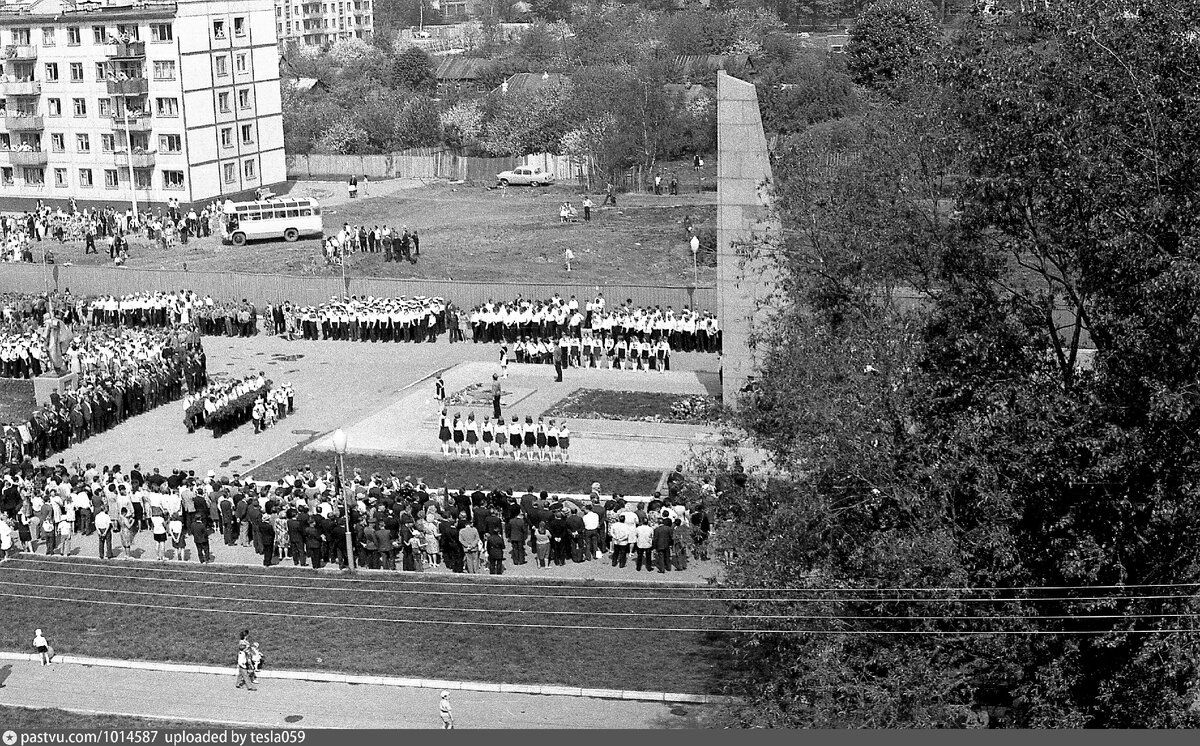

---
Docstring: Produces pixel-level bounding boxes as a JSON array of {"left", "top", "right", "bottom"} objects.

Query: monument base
[{"left": 34, "top": 371, "right": 79, "bottom": 407}]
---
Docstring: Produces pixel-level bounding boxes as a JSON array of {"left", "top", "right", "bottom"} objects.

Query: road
[{"left": 0, "top": 660, "right": 706, "bottom": 729}]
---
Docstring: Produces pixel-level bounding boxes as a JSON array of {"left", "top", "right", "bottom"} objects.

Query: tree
[
  {"left": 395, "top": 95, "right": 443, "bottom": 149},
  {"left": 845, "top": 0, "right": 940, "bottom": 91},
  {"left": 478, "top": 80, "right": 574, "bottom": 155},
  {"left": 391, "top": 46, "right": 436, "bottom": 92}
]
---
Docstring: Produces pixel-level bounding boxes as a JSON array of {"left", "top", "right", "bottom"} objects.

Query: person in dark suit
[
  {"left": 190, "top": 515, "right": 211, "bottom": 563},
  {"left": 506, "top": 512, "right": 528, "bottom": 565},
  {"left": 652, "top": 519, "right": 674, "bottom": 573},
  {"left": 485, "top": 530, "right": 505, "bottom": 574},
  {"left": 258, "top": 514, "right": 275, "bottom": 567},
  {"left": 304, "top": 522, "right": 323, "bottom": 569},
  {"left": 287, "top": 510, "right": 306, "bottom": 566}
]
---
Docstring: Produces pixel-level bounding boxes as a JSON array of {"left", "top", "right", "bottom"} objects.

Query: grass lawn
[
  {"left": 0, "top": 556, "right": 733, "bottom": 695},
  {"left": 0, "top": 379, "right": 36, "bottom": 423},
  {"left": 251, "top": 445, "right": 663, "bottom": 495},
  {"left": 0, "top": 705, "right": 229, "bottom": 730},
  {"left": 547, "top": 389, "right": 721, "bottom": 425},
  {"left": 57, "top": 182, "right": 717, "bottom": 288}
]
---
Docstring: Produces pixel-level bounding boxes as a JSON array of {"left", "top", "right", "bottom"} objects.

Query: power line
[
  {"left": 0, "top": 589, "right": 1194, "bottom": 635},
  {"left": 4, "top": 561, "right": 1195, "bottom": 609},
  {"left": 5, "top": 560, "right": 1194, "bottom": 605}
]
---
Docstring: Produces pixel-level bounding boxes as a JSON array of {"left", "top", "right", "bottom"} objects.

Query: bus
[{"left": 221, "top": 196, "right": 323, "bottom": 246}]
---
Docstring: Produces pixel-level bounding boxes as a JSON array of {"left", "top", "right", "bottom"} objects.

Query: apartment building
[
  {"left": 276, "top": 0, "right": 372, "bottom": 49},
  {"left": 0, "top": 0, "right": 286, "bottom": 206}
]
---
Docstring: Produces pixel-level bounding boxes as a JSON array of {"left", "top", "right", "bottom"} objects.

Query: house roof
[
  {"left": 434, "top": 57, "right": 492, "bottom": 81},
  {"left": 292, "top": 77, "right": 327, "bottom": 93},
  {"left": 492, "top": 72, "right": 571, "bottom": 97}
]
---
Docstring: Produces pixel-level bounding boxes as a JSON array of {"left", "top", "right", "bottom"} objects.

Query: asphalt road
[{"left": 0, "top": 660, "right": 706, "bottom": 729}]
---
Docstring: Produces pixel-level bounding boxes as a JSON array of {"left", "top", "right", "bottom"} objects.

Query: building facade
[
  {"left": 0, "top": 0, "right": 286, "bottom": 206},
  {"left": 275, "top": 0, "right": 372, "bottom": 49}
]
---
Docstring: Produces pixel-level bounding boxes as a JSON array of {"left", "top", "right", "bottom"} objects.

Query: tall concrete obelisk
[{"left": 716, "top": 71, "right": 780, "bottom": 410}]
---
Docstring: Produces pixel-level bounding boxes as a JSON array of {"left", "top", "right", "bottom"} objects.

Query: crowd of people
[
  {"left": 507, "top": 332, "right": 675, "bottom": 371},
  {"left": 183, "top": 373, "right": 293, "bottom": 437},
  {"left": 464, "top": 295, "right": 721, "bottom": 353},
  {"left": 322, "top": 223, "right": 421, "bottom": 265},
  {"left": 280, "top": 296, "right": 449, "bottom": 343},
  {"left": 0, "top": 460, "right": 735, "bottom": 576},
  {"left": 438, "top": 411, "right": 571, "bottom": 462}
]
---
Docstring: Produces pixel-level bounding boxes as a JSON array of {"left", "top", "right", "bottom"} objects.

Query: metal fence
[{"left": 0, "top": 264, "right": 717, "bottom": 310}]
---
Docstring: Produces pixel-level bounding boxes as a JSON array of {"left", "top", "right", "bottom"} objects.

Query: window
[
  {"left": 69, "top": 63, "right": 83, "bottom": 82},
  {"left": 101, "top": 134, "right": 114, "bottom": 152},
  {"left": 237, "top": 88, "right": 251, "bottom": 109},
  {"left": 23, "top": 168, "right": 44, "bottom": 185},
  {"left": 44, "top": 63, "right": 59, "bottom": 82},
  {"left": 151, "top": 23, "right": 173, "bottom": 42},
  {"left": 115, "top": 24, "right": 139, "bottom": 41},
  {"left": 79, "top": 169, "right": 93, "bottom": 188},
  {"left": 220, "top": 127, "right": 233, "bottom": 148},
  {"left": 98, "top": 99, "right": 110, "bottom": 118},
  {"left": 92, "top": 25, "right": 106, "bottom": 44},
  {"left": 104, "top": 169, "right": 118, "bottom": 189},
  {"left": 54, "top": 168, "right": 67, "bottom": 187},
  {"left": 215, "top": 55, "right": 229, "bottom": 77},
  {"left": 72, "top": 98, "right": 86, "bottom": 117},
  {"left": 217, "top": 92, "right": 230, "bottom": 112},
  {"left": 50, "top": 133, "right": 64, "bottom": 152},
  {"left": 76, "top": 133, "right": 89, "bottom": 152},
  {"left": 243, "top": 158, "right": 256, "bottom": 180},
  {"left": 153, "top": 60, "right": 176, "bottom": 80},
  {"left": 163, "top": 170, "right": 184, "bottom": 190},
  {"left": 223, "top": 162, "right": 236, "bottom": 183},
  {"left": 159, "top": 134, "right": 182, "bottom": 153},
  {"left": 12, "top": 29, "right": 30, "bottom": 46},
  {"left": 235, "top": 53, "right": 247, "bottom": 73},
  {"left": 134, "top": 169, "right": 152, "bottom": 189},
  {"left": 213, "top": 20, "right": 226, "bottom": 39},
  {"left": 234, "top": 17, "right": 246, "bottom": 36},
  {"left": 240, "top": 123, "right": 253, "bottom": 144},
  {"left": 47, "top": 99, "right": 61, "bottom": 117},
  {"left": 95, "top": 62, "right": 107, "bottom": 81},
  {"left": 42, "top": 27, "right": 55, "bottom": 46},
  {"left": 67, "top": 27, "right": 81, "bottom": 46},
  {"left": 155, "top": 97, "right": 179, "bottom": 117},
  {"left": 1, "top": 168, "right": 12, "bottom": 186}
]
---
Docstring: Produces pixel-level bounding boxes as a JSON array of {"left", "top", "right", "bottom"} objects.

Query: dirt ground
[{"left": 60, "top": 180, "right": 718, "bottom": 287}]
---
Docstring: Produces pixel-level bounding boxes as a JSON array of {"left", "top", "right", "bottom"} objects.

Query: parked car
[{"left": 496, "top": 166, "right": 556, "bottom": 187}]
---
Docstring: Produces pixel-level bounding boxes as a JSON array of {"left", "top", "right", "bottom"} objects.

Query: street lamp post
[
  {"left": 690, "top": 234, "right": 700, "bottom": 287},
  {"left": 332, "top": 428, "right": 355, "bottom": 573}
]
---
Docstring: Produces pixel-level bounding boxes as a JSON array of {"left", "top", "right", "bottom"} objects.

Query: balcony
[
  {"left": 114, "top": 150, "right": 156, "bottom": 168},
  {"left": 3, "top": 150, "right": 49, "bottom": 166},
  {"left": 4, "top": 45, "right": 37, "bottom": 61},
  {"left": 4, "top": 115, "right": 44, "bottom": 131},
  {"left": 111, "top": 113, "right": 152, "bottom": 131},
  {"left": 103, "top": 41, "right": 146, "bottom": 59},
  {"left": 106, "top": 77, "right": 148, "bottom": 96},
  {"left": 0, "top": 80, "right": 41, "bottom": 96}
]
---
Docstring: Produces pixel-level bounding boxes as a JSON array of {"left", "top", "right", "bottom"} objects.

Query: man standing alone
[
  {"left": 552, "top": 341, "right": 564, "bottom": 383},
  {"left": 491, "top": 374, "right": 502, "bottom": 420}
]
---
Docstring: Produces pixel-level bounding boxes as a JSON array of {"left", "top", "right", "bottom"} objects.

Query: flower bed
[{"left": 546, "top": 389, "right": 721, "bottom": 425}]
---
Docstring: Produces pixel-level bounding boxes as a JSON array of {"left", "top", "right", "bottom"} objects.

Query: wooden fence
[
  {"left": 0, "top": 264, "right": 717, "bottom": 310},
  {"left": 286, "top": 149, "right": 588, "bottom": 185}
]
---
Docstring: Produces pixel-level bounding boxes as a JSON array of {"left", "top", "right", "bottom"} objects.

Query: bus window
[
  {"left": 287, "top": 209, "right": 299, "bottom": 218},
  {"left": 300, "top": 209, "right": 311, "bottom": 216},
  {"left": 312, "top": 207, "right": 321, "bottom": 216}
]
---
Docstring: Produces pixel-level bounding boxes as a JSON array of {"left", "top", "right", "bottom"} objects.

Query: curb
[{"left": 0, "top": 651, "right": 736, "bottom": 705}]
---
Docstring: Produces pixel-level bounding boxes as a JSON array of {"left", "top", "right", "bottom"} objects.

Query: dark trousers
[
  {"left": 655, "top": 547, "right": 672, "bottom": 572},
  {"left": 291, "top": 541, "right": 306, "bottom": 565},
  {"left": 488, "top": 557, "right": 504, "bottom": 575},
  {"left": 224, "top": 520, "right": 237, "bottom": 545},
  {"left": 308, "top": 546, "right": 322, "bottom": 569},
  {"left": 635, "top": 547, "right": 652, "bottom": 571},
  {"left": 98, "top": 531, "right": 113, "bottom": 558},
  {"left": 493, "top": 396, "right": 501, "bottom": 420},
  {"left": 195, "top": 541, "right": 211, "bottom": 563},
  {"left": 510, "top": 540, "right": 525, "bottom": 564},
  {"left": 554, "top": 360, "right": 562, "bottom": 382},
  {"left": 611, "top": 544, "right": 629, "bottom": 568}
]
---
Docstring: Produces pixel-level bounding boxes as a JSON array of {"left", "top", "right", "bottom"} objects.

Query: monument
[
  {"left": 33, "top": 313, "right": 78, "bottom": 407},
  {"left": 716, "top": 71, "right": 781, "bottom": 410}
]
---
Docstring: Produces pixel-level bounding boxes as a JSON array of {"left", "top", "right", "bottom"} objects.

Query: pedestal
[{"left": 34, "top": 371, "right": 79, "bottom": 407}]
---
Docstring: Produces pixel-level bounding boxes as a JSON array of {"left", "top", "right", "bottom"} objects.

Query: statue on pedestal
[{"left": 41, "top": 312, "right": 75, "bottom": 376}]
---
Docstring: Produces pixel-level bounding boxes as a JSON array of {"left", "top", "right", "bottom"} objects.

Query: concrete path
[{"left": 0, "top": 659, "right": 704, "bottom": 729}]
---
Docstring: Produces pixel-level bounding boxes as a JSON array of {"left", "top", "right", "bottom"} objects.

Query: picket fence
[{"left": 286, "top": 149, "right": 588, "bottom": 185}]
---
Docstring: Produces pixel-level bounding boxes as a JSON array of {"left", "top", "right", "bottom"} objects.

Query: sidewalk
[{"left": 0, "top": 658, "right": 706, "bottom": 729}]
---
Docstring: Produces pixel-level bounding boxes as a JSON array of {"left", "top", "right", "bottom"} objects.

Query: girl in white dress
[
  {"left": 558, "top": 423, "right": 571, "bottom": 463},
  {"left": 499, "top": 345, "right": 509, "bottom": 379}
]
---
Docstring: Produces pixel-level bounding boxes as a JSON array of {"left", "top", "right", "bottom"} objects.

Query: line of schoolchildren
[
  {"left": 509, "top": 333, "right": 673, "bottom": 371},
  {"left": 438, "top": 411, "right": 571, "bottom": 461}
]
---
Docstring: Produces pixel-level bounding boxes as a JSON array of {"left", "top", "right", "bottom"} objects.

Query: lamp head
[{"left": 332, "top": 428, "right": 348, "bottom": 454}]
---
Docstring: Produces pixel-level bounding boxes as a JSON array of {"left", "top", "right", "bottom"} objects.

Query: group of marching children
[
  {"left": 508, "top": 333, "right": 672, "bottom": 372},
  {"left": 438, "top": 411, "right": 571, "bottom": 462}
]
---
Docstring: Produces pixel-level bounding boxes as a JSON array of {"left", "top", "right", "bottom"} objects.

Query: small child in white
[
  {"left": 33, "top": 628, "right": 51, "bottom": 666},
  {"left": 439, "top": 690, "right": 453, "bottom": 729}
]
